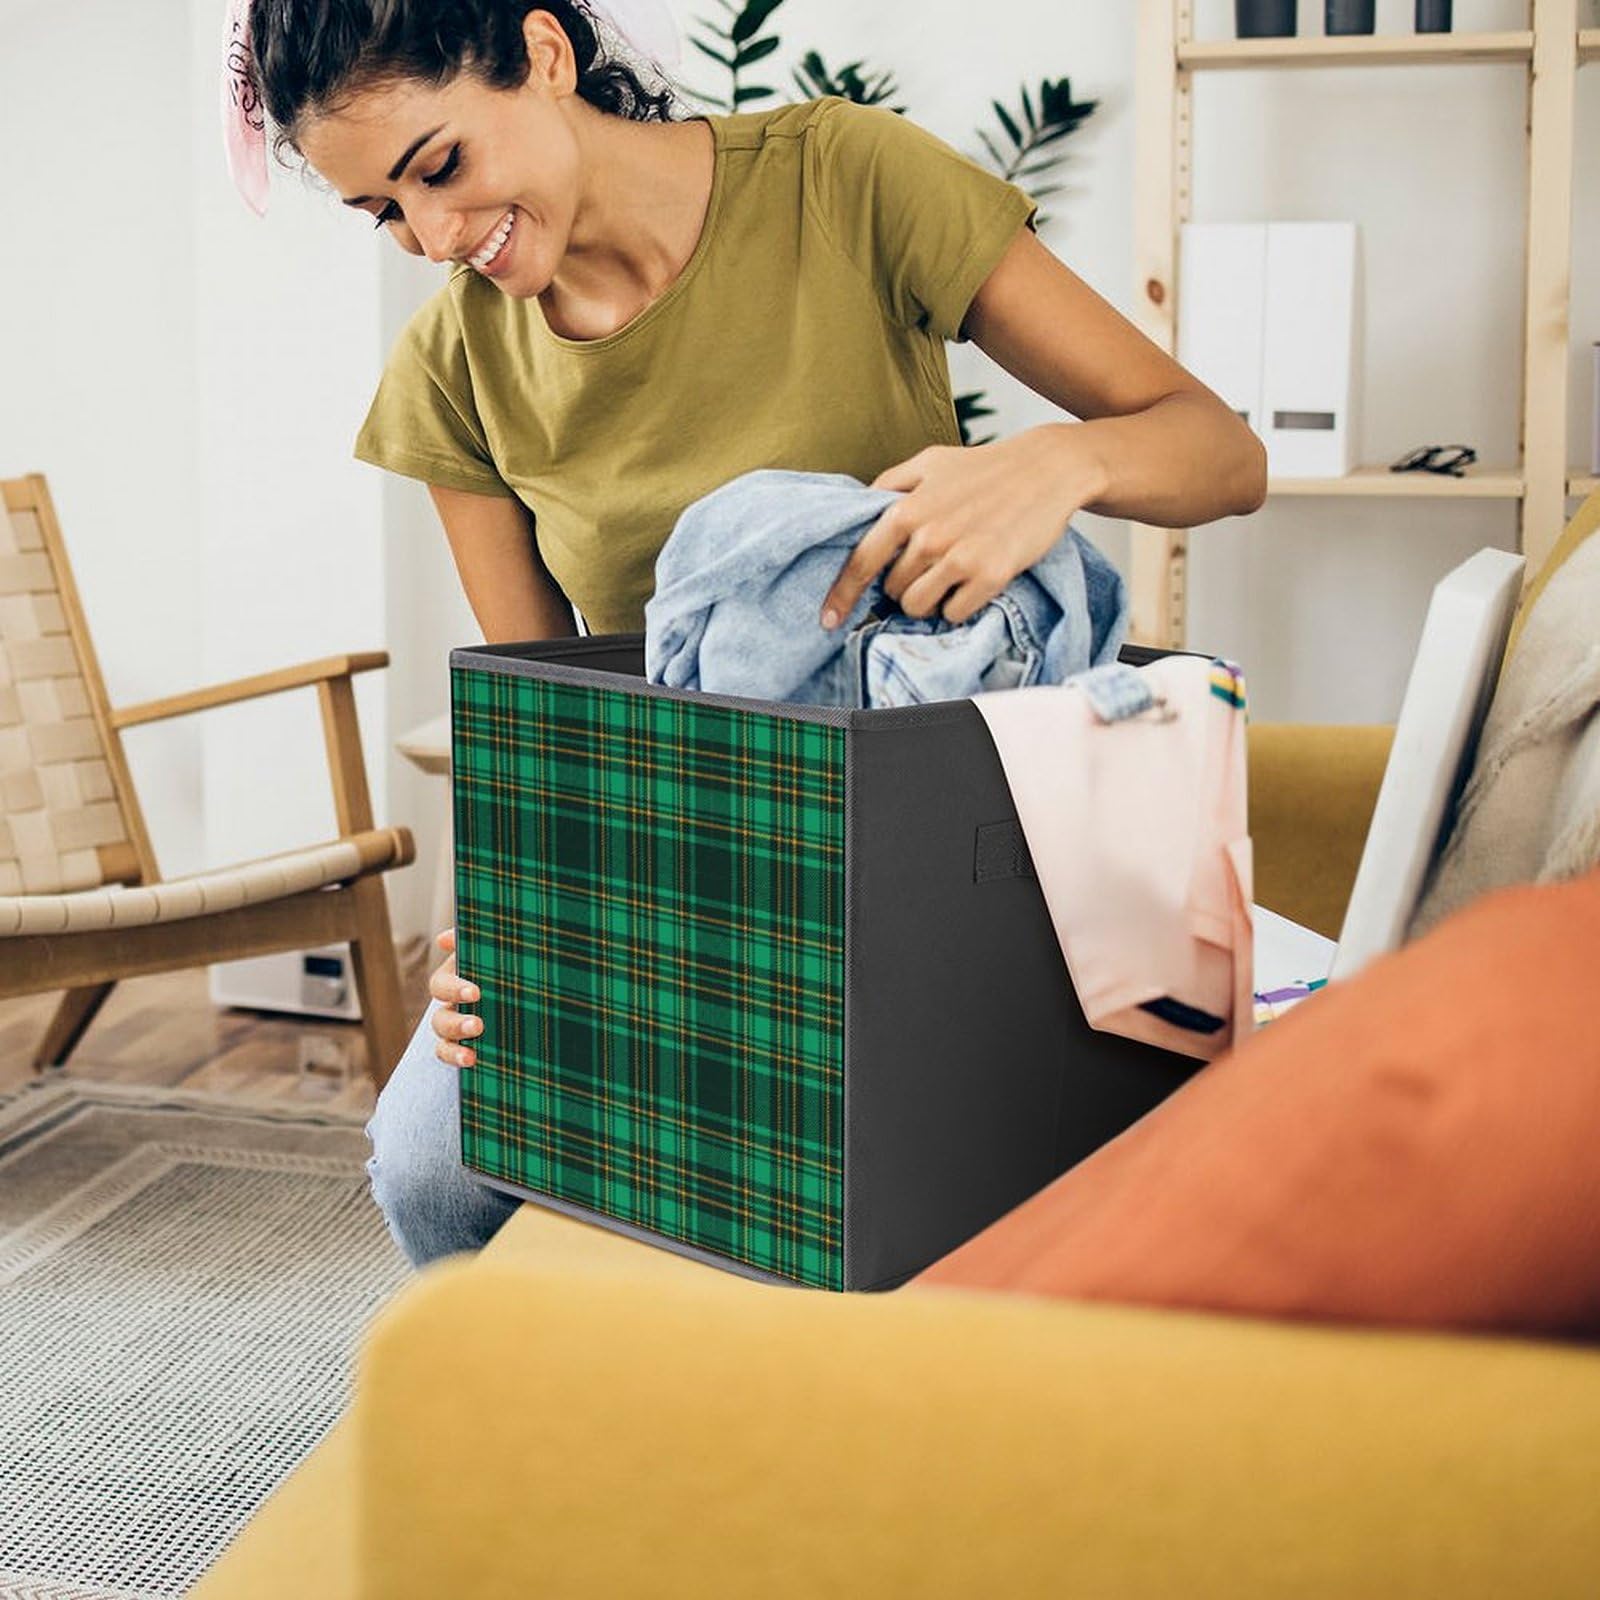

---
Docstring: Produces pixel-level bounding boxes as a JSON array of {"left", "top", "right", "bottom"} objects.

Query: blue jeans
[
  {"left": 363, "top": 999, "right": 521, "bottom": 1268},
  {"left": 831, "top": 588, "right": 1045, "bottom": 707}
]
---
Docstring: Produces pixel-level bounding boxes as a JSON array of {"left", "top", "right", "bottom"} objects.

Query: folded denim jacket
[{"left": 643, "top": 468, "right": 1129, "bottom": 706}]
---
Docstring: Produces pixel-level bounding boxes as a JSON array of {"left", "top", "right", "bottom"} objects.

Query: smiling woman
[
  {"left": 232, "top": 0, "right": 1264, "bottom": 1268},
  {"left": 253, "top": 0, "right": 673, "bottom": 264}
]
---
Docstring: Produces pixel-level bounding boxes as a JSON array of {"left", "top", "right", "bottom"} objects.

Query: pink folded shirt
[{"left": 971, "top": 656, "right": 1254, "bottom": 1059}]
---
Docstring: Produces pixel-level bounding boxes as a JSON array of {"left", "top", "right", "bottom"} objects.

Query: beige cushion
[{"left": 1410, "top": 531, "right": 1600, "bottom": 937}]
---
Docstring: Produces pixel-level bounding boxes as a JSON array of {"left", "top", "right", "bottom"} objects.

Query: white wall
[
  {"left": 1, "top": 0, "right": 432, "bottom": 965},
  {"left": 378, "top": 251, "right": 483, "bottom": 948},
  {"left": 0, "top": 0, "right": 205, "bottom": 876},
  {"left": 4, "top": 0, "right": 1596, "bottom": 971},
  {"left": 188, "top": 0, "right": 406, "bottom": 981}
]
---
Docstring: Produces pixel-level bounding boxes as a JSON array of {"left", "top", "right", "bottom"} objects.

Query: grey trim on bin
[{"left": 476, "top": 1173, "right": 803, "bottom": 1288}]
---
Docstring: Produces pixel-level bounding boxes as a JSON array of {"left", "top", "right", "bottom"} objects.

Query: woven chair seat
[{"left": 0, "top": 827, "right": 411, "bottom": 937}]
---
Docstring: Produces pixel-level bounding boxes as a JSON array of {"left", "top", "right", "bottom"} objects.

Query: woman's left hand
[{"left": 819, "top": 423, "right": 1109, "bottom": 631}]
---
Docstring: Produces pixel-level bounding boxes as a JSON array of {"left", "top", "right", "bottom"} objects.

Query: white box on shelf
[
  {"left": 1261, "top": 222, "right": 1361, "bottom": 478},
  {"left": 1177, "top": 222, "right": 1268, "bottom": 438}
]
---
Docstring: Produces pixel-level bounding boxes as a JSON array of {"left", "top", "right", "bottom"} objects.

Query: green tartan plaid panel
[{"left": 452, "top": 666, "right": 846, "bottom": 1288}]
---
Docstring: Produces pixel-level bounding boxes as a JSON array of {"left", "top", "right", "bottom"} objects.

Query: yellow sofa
[
  {"left": 195, "top": 497, "right": 1600, "bottom": 1597},
  {"left": 199, "top": 1197, "right": 1600, "bottom": 1600},
  {"left": 187, "top": 717, "right": 1600, "bottom": 1600}
]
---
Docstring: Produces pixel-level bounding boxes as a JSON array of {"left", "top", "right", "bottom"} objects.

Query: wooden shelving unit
[
  {"left": 1179, "top": 30, "right": 1534, "bottom": 67},
  {"left": 1129, "top": 0, "right": 1583, "bottom": 649},
  {"left": 1267, "top": 465, "right": 1526, "bottom": 499}
]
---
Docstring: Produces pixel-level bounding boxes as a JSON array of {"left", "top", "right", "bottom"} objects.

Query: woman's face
[{"left": 297, "top": 11, "right": 582, "bottom": 298}]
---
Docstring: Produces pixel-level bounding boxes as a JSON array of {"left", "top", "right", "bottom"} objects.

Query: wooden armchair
[{"left": 0, "top": 472, "right": 415, "bottom": 1086}]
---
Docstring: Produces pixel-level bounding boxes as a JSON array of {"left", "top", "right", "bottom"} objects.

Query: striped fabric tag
[
  {"left": 451, "top": 667, "right": 847, "bottom": 1287},
  {"left": 1210, "top": 659, "right": 1248, "bottom": 711}
]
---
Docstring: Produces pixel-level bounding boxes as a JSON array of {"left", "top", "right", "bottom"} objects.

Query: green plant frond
[
  {"left": 691, "top": 35, "right": 736, "bottom": 69},
  {"left": 1034, "top": 120, "right": 1090, "bottom": 148},
  {"left": 954, "top": 389, "right": 998, "bottom": 446},
  {"left": 735, "top": 83, "right": 777, "bottom": 101},
  {"left": 791, "top": 53, "right": 825, "bottom": 92},
  {"left": 843, "top": 69, "right": 899, "bottom": 104},
  {"left": 735, "top": 34, "right": 781, "bottom": 67},
  {"left": 1020, "top": 84, "right": 1036, "bottom": 131},
  {"left": 991, "top": 99, "right": 1024, "bottom": 148},
  {"left": 730, "top": 0, "right": 788, "bottom": 45},
  {"left": 1040, "top": 78, "right": 1099, "bottom": 122},
  {"left": 976, "top": 129, "right": 1007, "bottom": 168},
  {"left": 790, "top": 47, "right": 901, "bottom": 108}
]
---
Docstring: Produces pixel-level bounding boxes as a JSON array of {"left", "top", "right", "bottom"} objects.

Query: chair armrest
[
  {"left": 1249, "top": 722, "right": 1394, "bottom": 939},
  {"left": 109, "top": 652, "right": 389, "bottom": 730},
  {"left": 112, "top": 653, "right": 389, "bottom": 835},
  {"left": 350, "top": 1253, "right": 1600, "bottom": 1599}
]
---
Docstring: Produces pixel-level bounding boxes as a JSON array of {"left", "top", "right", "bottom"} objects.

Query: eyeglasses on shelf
[{"left": 1389, "top": 444, "right": 1478, "bottom": 478}]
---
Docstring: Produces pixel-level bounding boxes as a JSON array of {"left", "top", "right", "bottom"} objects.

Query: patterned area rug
[{"left": 0, "top": 1077, "right": 412, "bottom": 1599}]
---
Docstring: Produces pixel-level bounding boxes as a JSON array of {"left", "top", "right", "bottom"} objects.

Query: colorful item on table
[{"left": 1253, "top": 977, "right": 1328, "bottom": 1027}]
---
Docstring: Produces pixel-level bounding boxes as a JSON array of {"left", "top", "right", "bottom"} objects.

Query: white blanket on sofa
[{"left": 1410, "top": 531, "right": 1600, "bottom": 938}]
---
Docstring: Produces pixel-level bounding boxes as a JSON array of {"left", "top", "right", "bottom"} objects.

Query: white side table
[{"left": 395, "top": 712, "right": 453, "bottom": 941}]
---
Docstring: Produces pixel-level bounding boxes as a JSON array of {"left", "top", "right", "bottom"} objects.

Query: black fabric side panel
[{"left": 845, "top": 702, "right": 1199, "bottom": 1289}]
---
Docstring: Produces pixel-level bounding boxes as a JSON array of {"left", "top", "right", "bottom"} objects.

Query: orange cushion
[{"left": 917, "top": 872, "right": 1600, "bottom": 1338}]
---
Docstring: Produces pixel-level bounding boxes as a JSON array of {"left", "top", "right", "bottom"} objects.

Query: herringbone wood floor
[{"left": 0, "top": 948, "right": 434, "bottom": 1116}]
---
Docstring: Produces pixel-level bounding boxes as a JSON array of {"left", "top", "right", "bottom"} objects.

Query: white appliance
[
  {"left": 209, "top": 946, "right": 363, "bottom": 1021},
  {"left": 1177, "top": 222, "right": 1268, "bottom": 436},
  {"left": 1177, "top": 220, "right": 1360, "bottom": 478}
]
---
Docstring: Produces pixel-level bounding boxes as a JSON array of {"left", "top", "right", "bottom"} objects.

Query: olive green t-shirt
[{"left": 352, "top": 95, "right": 1037, "bottom": 634}]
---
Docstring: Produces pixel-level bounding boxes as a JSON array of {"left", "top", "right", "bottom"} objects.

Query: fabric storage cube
[{"left": 451, "top": 634, "right": 1200, "bottom": 1291}]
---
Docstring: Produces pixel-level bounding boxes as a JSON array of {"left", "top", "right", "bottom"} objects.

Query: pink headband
[
  {"left": 221, "top": 0, "right": 269, "bottom": 217},
  {"left": 221, "top": 0, "right": 684, "bottom": 217}
]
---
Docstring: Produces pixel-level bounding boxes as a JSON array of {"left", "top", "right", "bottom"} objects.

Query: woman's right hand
[{"left": 428, "top": 927, "right": 483, "bottom": 1069}]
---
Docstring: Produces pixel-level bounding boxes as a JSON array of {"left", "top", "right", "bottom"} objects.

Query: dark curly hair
[{"left": 251, "top": 0, "right": 678, "bottom": 166}]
